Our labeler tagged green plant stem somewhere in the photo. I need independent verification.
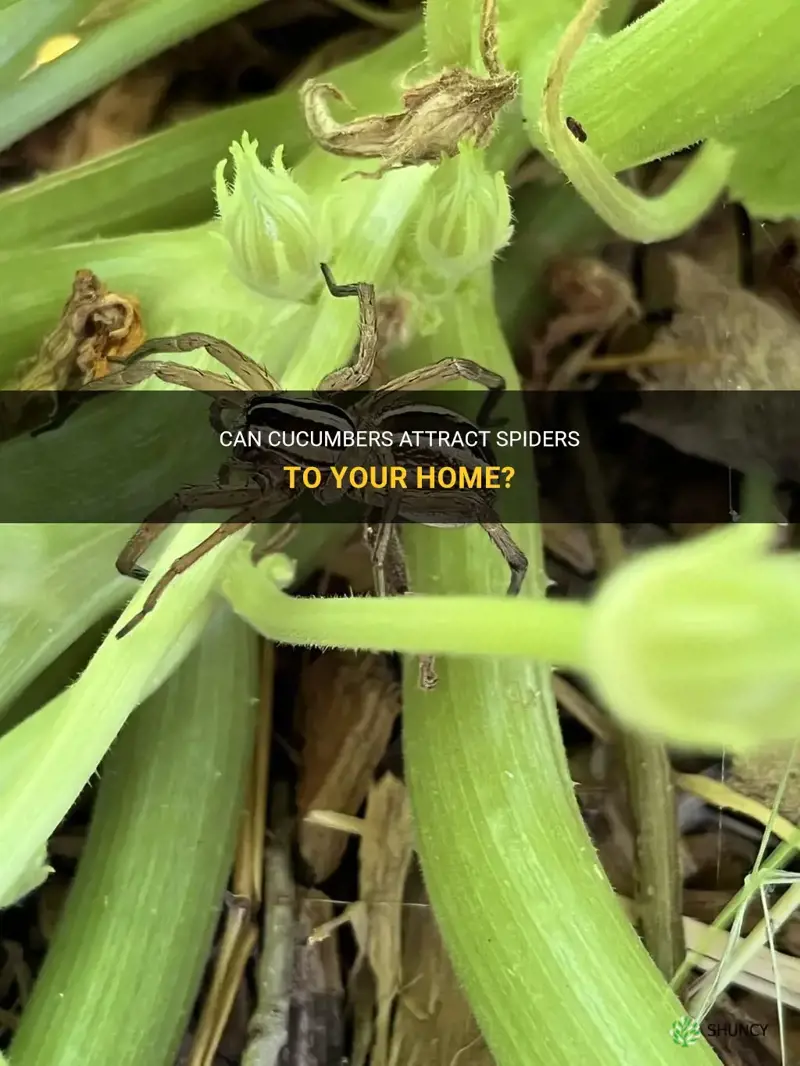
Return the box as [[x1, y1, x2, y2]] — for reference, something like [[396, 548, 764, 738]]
[[222, 551, 590, 668], [546, 0, 800, 171], [10, 609, 259, 1066], [396, 275, 716, 1066], [671, 828, 800, 993], [0, 0, 271, 153], [538, 0, 734, 242], [222, 274, 719, 1066]]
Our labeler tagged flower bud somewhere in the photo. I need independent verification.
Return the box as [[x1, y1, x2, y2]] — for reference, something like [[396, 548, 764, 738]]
[[584, 524, 800, 751], [414, 142, 513, 288], [214, 133, 328, 301]]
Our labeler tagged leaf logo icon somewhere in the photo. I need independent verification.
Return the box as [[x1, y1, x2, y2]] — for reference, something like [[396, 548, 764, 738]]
[[670, 1015, 701, 1047]]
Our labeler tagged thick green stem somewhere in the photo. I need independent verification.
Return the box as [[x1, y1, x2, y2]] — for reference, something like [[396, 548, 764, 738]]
[[538, 0, 734, 242], [9, 610, 259, 1066], [397, 275, 717, 1066], [524, 0, 800, 171], [222, 271, 720, 1066], [222, 551, 590, 668]]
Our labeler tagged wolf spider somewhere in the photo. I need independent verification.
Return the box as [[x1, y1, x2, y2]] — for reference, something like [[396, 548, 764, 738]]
[[84, 265, 528, 687]]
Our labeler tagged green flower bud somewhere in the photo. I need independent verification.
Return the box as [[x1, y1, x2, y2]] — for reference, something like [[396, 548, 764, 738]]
[[585, 524, 800, 752], [414, 142, 513, 289], [214, 133, 329, 301]]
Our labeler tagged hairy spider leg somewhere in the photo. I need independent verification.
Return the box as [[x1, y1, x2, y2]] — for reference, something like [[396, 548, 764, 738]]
[[480, 521, 528, 595], [82, 359, 246, 393], [116, 491, 293, 640], [117, 483, 271, 583], [362, 516, 438, 690], [107, 332, 279, 391], [369, 358, 506, 428], [317, 263, 380, 391]]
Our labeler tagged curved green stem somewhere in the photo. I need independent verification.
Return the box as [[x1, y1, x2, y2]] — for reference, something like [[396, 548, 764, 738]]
[[524, 0, 800, 174], [221, 550, 590, 667], [539, 0, 734, 241]]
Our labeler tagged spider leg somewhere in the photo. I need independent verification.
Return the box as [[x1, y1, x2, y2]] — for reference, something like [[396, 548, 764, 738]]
[[82, 359, 246, 394], [117, 483, 268, 583], [480, 521, 528, 595], [110, 333, 279, 391], [372, 358, 506, 427], [250, 520, 297, 564], [317, 263, 379, 391], [363, 507, 438, 690], [116, 510, 260, 639]]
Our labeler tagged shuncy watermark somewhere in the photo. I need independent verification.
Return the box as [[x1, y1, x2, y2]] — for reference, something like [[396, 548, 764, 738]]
[[670, 1015, 769, 1047]]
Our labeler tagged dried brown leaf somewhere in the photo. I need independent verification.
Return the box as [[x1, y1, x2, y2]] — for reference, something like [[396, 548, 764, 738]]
[[297, 653, 401, 883], [302, 0, 517, 179], [390, 870, 492, 1066], [628, 253, 800, 480], [9, 268, 143, 388], [1, 268, 145, 436], [50, 66, 171, 170]]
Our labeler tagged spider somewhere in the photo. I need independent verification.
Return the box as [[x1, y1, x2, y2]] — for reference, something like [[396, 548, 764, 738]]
[[82, 264, 529, 685]]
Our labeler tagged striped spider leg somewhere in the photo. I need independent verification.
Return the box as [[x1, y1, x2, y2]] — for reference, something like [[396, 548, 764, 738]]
[[78, 327, 347, 638], [362, 517, 438, 689], [114, 473, 297, 639]]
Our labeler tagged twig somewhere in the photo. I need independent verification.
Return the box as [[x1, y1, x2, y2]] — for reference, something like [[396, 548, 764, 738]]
[[242, 785, 296, 1066]]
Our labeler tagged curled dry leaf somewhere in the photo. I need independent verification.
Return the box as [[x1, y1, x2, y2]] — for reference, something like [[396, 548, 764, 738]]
[[531, 256, 641, 387], [302, 0, 517, 179], [297, 652, 401, 883], [1, 269, 144, 436], [390, 869, 492, 1066], [627, 252, 800, 481]]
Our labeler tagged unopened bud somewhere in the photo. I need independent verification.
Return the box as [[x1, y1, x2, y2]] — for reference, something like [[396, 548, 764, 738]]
[[585, 524, 800, 751], [414, 143, 513, 287], [214, 134, 328, 301]]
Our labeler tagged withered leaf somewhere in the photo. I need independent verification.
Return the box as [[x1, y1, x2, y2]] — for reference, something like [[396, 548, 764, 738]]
[[1, 269, 145, 438], [297, 652, 401, 883], [302, 0, 517, 179], [532, 256, 641, 386], [627, 252, 800, 481], [390, 869, 492, 1066]]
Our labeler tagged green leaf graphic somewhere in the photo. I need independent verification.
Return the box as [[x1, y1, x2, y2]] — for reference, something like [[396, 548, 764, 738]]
[[670, 1016, 701, 1047]]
